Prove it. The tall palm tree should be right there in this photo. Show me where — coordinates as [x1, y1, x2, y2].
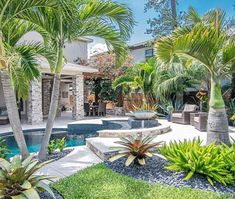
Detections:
[156, 8, 235, 145]
[0, 1, 58, 159]
[37, 0, 134, 160]
[112, 58, 156, 103]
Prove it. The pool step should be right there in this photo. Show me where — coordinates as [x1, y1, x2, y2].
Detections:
[86, 137, 119, 161]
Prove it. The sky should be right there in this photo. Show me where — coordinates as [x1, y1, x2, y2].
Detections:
[89, 0, 235, 55]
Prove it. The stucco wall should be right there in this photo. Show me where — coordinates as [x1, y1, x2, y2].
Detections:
[130, 47, 154, 63]
[64, 40, 88, 63]
[19, 31, 89, 63]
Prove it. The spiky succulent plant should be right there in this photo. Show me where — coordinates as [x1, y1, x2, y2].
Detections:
[109, 133, 163, 166]
[0, 155, 55, 199]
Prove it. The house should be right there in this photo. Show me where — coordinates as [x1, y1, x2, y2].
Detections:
[0, 31, 98, 125]
[129, 40, 155, 63]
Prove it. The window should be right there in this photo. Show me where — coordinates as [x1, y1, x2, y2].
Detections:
[145, 49, 154, 59]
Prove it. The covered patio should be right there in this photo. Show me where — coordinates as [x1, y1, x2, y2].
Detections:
[0, 60, 98, 126]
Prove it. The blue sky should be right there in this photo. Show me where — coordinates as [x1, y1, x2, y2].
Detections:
[90, 0, 234, 53]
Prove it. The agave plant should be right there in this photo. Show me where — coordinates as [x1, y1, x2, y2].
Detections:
[109, 133, 163, 166]
[0, 155, 55, 199]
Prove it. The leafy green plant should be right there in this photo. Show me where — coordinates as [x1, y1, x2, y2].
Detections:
[57, 137, 66, 152]
[109, 133, 163, 166]
[0, 138, 10, 159]
[160, 138, 234, 186]
[0, 155, 55, 199]
[48, 140, 56, 155]
[221, 138, 235, 179]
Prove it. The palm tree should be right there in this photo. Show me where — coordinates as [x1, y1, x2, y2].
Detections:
[112, 58, 156, 103]
[0, 1, 58, 159]
[154, 64, 208, 107]
[37, 0, 134, 160]
[156, 8, 235, 145]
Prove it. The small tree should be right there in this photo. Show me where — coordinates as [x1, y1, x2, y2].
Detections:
[144, 0, 184, 37]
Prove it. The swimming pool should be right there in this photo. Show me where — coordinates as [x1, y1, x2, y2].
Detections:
[1, 129, 97, 158]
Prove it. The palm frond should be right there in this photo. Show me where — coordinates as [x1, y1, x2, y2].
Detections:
[112, 76, 135, 90]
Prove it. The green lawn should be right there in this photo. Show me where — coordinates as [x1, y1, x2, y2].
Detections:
[53, 164, 234, 199]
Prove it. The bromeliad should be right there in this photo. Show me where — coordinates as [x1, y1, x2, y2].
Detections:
[109, 133, 163, 166]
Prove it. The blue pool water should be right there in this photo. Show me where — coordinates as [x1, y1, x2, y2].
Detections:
[2, 130, 97, 158]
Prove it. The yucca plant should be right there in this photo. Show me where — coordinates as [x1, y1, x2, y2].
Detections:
[0, 155, 55, 199]
[160, 138, 234, 186]
[109, 133, 163, 166]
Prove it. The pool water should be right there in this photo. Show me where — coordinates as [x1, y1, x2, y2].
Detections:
[2, 130, 97, 158]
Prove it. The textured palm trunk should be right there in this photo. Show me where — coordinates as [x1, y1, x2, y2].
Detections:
[206, 77, 230, 145]
[38, 46, 63, 161]
[0, 70, 29, 159]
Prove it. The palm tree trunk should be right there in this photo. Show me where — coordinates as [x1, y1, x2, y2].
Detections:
[38, 73, 61, 160]
[206, 77, 230, 145]
[0, 70, 29, 159]
[38, 44, 64, 161]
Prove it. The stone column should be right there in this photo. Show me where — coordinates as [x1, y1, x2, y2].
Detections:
[42, 79, 52, 116]
[28, 78, 43, 124]
[72, 74, 84, 120]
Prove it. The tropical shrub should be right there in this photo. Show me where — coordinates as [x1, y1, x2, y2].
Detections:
[221, 138, 235, 178]
[160, 138, 234, 186]
[0, 138, 9, 159]
[0, 156, 55, 199]
[48, 140, 56, 155]
[57, 137, 66, 152]
[109, 133, 163, 166]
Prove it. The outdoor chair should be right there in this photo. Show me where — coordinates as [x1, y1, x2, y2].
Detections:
[172, 104, 198, 124]
[193, 112, 208, 131]
[84, 103, 91, 116]
[98, 102, 106, 116]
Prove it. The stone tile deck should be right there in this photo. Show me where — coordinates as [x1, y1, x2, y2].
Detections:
[87, 121, 235, 160]
[37, 146, 102, 182]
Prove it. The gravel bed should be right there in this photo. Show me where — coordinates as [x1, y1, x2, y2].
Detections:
[39, 188, 63, 199]
[105, 156, 235, 194]
[38, 149, 73, 162]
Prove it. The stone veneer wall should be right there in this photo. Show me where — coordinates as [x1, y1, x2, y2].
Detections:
[28, 78, 43, 124]
[72, 74, 84, 120]
[42, 79, 52, 116]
